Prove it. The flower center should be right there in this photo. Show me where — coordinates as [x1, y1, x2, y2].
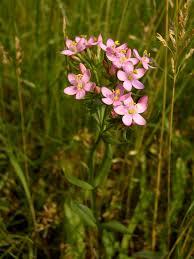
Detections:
[77, 82, 83, 89]
[119, 49, 127, 54]
[120, 56, 127, 62]
[77, 74, 83, 80]
[128, 74, 133, 81]
[128, 108, 136, 114]
[115, 89, 120, 95]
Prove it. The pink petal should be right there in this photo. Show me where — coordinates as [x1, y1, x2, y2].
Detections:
[133, 114, 146, 125]
[129, 58, 139, 65]
[107, 39, 115, 47]
[76, 89, 86, 99]
[123, 63, 134, 74]
[66, 39, 73, 48]
[120, 93, 131, 101]
[117, 71, 127, 81]
[133, 68, 146, 79]
[126, 48, 132, 58]
[97, 34, 103, 43]
[122, 114, 132, 126]
[133, 49, 141, 60]
[113, 100, 122, 106]
[82, 73, 90, 83]
[84, 82, 94, 92]
[61, 50, 75, 56]
[101, 87, 113, 97]
[99, 42, 107, 50]
[77, 38, 86, 51]
[102, 97, 113, 105]
[136, 96, 148, 113]
[132, 79, 144, 89]
[123, 80, 132, 91]
[68, 74, 76, 84]
[123, 95, 134, 106]
[75, 37, 81, 42]
[117, 43, 127, 50]
[64, 86, 77, 95]
[113, 60, 122, 68]
[79, 63, 87, 73]
[114, 105, 127, 115]
[142, 61, 149, 70]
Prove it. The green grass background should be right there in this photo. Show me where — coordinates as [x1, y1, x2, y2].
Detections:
[0, 0, 194, 258]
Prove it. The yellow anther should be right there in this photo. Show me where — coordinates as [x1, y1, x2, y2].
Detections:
[128, 75, 133, 80]
[120, 56, 126, 62]
[133, 69, 138, 74]
[115, 40, 120, 45]
[71, 41, 77, 46]
[115, 89, 120, 95]
[120, 49, 126, 54]
[114, 96, 119, 101]
[128, 108, 136, 114]
[143, 50, 148, 56]
[77, 74, 83, 79]
[77, 83, 83, 89]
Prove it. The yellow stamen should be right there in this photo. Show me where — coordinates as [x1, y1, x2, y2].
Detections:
[76, 74, 83, 79]
[128, 75, 133, 80]
[128, 108, 136, 114]
[119, 49, 127, 54]
[115, 40, 120, 45]
[115, 89, 120, 95]
[77, 83, 83, 89]
[120, 56, 126, 62]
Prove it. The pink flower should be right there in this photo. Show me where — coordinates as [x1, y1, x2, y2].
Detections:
[99, 39, 127, 56]
[117, 64, 146, 91]
[106, 43, 128, 62]
[64, 63, 95, 99]
[101, 85, 130, 106]
[87, 34, 103, 47]
[112, 48, 139, 69]
[61, 37, 86, 56]
[114, 96, 148, 126]
[133, 49, 151, 70]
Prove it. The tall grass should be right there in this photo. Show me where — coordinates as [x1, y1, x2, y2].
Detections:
[0, 0, 194, 258]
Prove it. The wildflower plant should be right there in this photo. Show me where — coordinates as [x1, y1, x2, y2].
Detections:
[61, 34, 152, 232]
[62, 35, 151, 126]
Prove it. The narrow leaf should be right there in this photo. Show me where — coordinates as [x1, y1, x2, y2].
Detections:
[62, 167, 94, 190]
[101, 220, 129, 234]
[70, 201, 97, 228]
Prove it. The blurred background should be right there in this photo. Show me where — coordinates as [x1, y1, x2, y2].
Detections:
[0, 0, 194, 258]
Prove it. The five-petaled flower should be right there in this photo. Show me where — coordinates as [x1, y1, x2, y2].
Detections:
[101, 85, 130, 106]
[133, 49, 151, 70]
[117, 64, 146, 91]
[114, 96, 148, 126]
[64, 63, 95, 99]
[61, 37, 86, 56]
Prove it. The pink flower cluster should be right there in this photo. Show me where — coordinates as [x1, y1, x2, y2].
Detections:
[62, 35, 151, 126]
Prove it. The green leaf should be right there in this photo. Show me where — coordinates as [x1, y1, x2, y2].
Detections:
[62, 167, 94, 190]
[101, 221, 130, 234]
[70, 201, 97, 228]
[94, 143, 112, 187]
[8, 152, 36, 225]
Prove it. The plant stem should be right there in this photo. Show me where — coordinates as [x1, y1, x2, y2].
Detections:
[152, 0, 169, 250]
